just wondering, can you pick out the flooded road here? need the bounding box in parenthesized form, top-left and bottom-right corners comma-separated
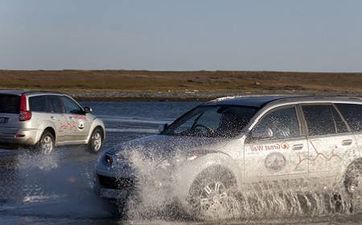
(1, 101, 362, 225)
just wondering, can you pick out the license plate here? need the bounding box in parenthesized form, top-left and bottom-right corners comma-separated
(100, 188, 128, 199)
(0, 117, 8, 124)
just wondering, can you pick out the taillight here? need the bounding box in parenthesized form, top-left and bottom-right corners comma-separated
(19, 94, 32, 121)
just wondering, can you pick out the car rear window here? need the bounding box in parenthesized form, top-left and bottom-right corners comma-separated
(0, 94, 20, 114)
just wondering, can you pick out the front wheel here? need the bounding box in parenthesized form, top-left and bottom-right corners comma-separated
(187, 166, 240, 220)
(36, 130, 55, 154)
(88, 128, 103, 153)
(344, 162, 362, 196)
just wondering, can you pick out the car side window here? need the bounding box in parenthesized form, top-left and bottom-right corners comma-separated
(336, 104, 362, 132)
(195, 109, 221, 130)
(252, 106, 300, 140)
(302, 104, 348, 136)
(331, 106, 349, 133)
(61, 97, 83, 114)
(29, 96, 49, 113)
(48, 95, 64, 114)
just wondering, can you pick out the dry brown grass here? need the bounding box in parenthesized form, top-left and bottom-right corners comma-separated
(0, 70, 361, 99)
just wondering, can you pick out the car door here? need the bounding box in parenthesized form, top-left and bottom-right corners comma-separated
(336, 103, 362, 158)
(46, 95, 67, 143)
(60, 96, 90, 142)
(244, 105, 309, 190)
(301, 104, 358, 187)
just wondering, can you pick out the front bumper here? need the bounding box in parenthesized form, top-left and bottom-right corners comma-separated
(94, 173, 136, 200)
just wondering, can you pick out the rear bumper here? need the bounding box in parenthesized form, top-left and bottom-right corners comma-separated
(0, 128, 40, 146)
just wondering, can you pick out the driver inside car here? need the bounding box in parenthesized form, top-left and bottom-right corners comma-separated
(216, 108, 249, 137)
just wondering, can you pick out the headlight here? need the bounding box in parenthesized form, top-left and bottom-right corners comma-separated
(185, 149, 211, 161)
(104, 153, 114, 167)
(186, 154, 199, 161)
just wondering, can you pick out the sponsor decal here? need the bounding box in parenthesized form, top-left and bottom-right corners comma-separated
(58, 115, 87, 131)
(72, 115, 88, 121)
(265, 152, 287, 172)
(251, 143, 289, 152)
(294, 142, 342, 170)
(78, 120, 85, 130)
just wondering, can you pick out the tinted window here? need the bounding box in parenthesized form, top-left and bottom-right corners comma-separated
(48, 96, 64, 113)
(337, 104, 362, 132)
(302, 105, 339, 136)
(61, 97, 83, 114)
(254, 106, 300, 139)
(29, 96, 49, 112)
(331, 106, 349, 133)
(0, 94, 19, 114)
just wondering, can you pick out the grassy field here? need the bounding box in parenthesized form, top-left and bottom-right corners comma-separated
(0, 70, 361, 100)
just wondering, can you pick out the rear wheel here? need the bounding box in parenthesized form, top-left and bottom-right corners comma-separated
(187, 166, 240, 220)
(344, 162, 362, 197)
(88, 128, 103, 153)
(343, 162, 362, 213)
(36, 130, 55, 154)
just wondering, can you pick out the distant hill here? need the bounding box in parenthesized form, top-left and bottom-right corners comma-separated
(0, 70, 361, 100)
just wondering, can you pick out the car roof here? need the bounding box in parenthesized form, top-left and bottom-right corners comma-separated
(204, 95, 362, 108)
(204, 95, 296, 107)
(0, 89, 64, 96)
(0, 89, 25, 96)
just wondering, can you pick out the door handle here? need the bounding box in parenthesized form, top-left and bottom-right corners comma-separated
(342, 139, 353, 146)
(292, 144, 304, 150)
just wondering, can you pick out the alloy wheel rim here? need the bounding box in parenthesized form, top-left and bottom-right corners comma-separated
(41, 135, 53, 154)
(92, 132, 102, 151)
(199, 181, 229, 213)
(348, 176, 362, 194)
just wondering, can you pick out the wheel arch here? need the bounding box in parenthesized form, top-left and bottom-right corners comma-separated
(173, 152, 242, 206)
(43, 127, 56, 140)
(86, 119, 106, 144)
(34, 122, 57, 144)
(341, 157, 362, 185)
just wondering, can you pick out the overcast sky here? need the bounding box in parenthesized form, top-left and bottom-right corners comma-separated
(0, 0, 362, 72)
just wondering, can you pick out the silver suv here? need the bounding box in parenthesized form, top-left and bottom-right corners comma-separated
(0, 90, 105, 154)
(94, 95, 362, 219)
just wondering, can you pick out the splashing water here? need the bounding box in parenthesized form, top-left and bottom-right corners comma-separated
(17, 151, 59, 171)
(110, 147, 362, 221)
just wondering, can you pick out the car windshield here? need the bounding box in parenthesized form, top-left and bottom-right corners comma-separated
(162, 105, 258, 138)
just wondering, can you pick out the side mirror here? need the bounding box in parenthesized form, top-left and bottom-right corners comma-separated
(158, 123, 168, 133)
(84, 106, 93, 114)
(251, 127, 273, 139)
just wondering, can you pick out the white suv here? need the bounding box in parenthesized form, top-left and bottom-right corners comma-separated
(0, 90, 105, 154)
(94, 95, 362, 218)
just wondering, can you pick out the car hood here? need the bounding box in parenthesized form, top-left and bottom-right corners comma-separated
(107, 134, 231, 161)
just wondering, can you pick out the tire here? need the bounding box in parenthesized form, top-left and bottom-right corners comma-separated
(88, 128, 103, 153)
(343, 162, 362, 213)
(36, 130, 55, 154)
(187, 166, 240, 220)
(344, 162, 362, 196)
